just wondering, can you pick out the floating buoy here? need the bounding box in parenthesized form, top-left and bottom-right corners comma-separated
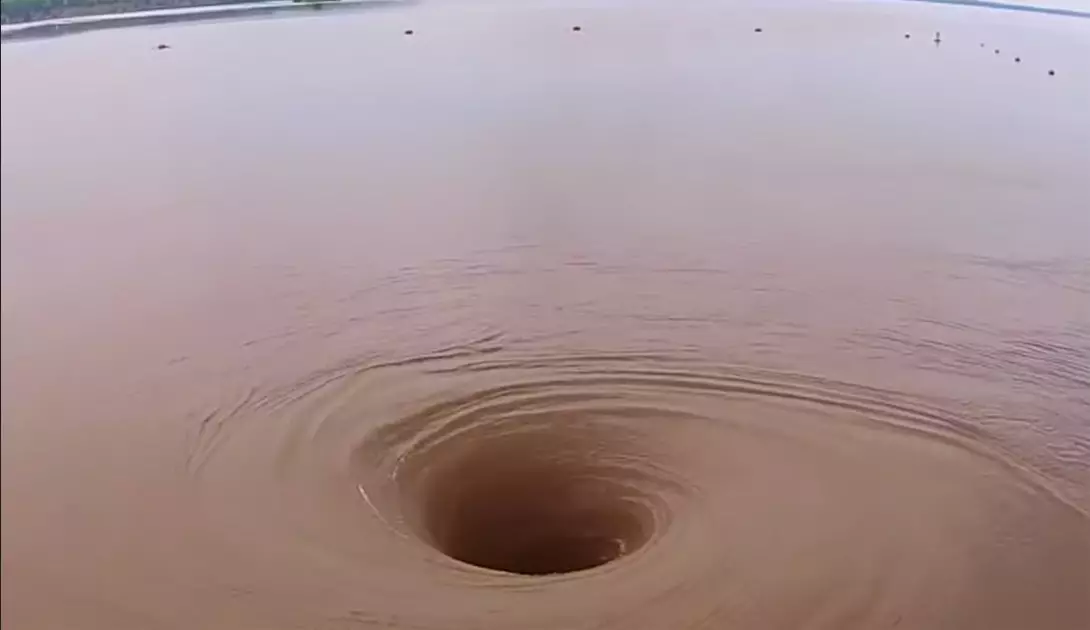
(754, 27, 763, 33)
(904, 33, 911, 39)
(994, 49, 1000, 54)
(156, 44, 170, 50)
(1048, 69, 1055, 76)
(404, 29, 413, 35)
(1014, 57, 1021, 63)
(572, 25, 582, 32)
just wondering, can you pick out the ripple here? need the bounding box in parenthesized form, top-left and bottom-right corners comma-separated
(182, 351, 1090, 627)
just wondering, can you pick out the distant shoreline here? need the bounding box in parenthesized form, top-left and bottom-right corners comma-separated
(893, 0, 1089, 19)
(2, 0, 275, 26)
(2, 0, 1087, 43)
(0, 0, 368, 26)
(0, 0, 399, 40)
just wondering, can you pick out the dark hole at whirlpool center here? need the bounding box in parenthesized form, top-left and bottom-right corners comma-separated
(412, 436, 656, 576)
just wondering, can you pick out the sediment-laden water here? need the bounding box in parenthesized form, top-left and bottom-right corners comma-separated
(3, 1, 1089, 628)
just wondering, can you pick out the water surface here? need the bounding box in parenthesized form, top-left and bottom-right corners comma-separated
(3, 1, 1089, 628)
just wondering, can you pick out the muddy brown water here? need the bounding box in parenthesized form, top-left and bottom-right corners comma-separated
(3, 1, 1090, 629)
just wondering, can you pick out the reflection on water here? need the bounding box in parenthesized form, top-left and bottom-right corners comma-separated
(2, 1, 1089, 628)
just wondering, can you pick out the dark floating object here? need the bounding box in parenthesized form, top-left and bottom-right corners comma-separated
(404, 29, 414, 35)
(1015, 57, 1021, 63)
(980, 43, 985, 47)
(754, 27, 763, 33)
(995, 49, 1000, 54)
(933, 31, 941, 44)
(1048, 69, 1056, 76)
(904, 33, 910, 39)
(572, 25, 582, 32)
(156, 44, 170, 50)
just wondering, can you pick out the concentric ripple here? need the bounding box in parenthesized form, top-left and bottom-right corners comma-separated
(207, 352, 1090, 629)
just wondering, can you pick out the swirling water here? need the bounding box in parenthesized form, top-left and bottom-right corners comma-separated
(2, 1, 1089, 629)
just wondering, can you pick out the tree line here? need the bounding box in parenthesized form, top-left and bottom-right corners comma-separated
(1, 0, 274, 24)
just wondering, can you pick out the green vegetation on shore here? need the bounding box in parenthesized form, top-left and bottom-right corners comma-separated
(0, 0, 286, 24)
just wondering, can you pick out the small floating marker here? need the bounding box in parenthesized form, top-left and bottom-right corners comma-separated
(1048, 69, 1055, 76)
(994, 49, 1000, 54)
(572, 25, 582, 32)
(1014, 57, 1021, 63)
(904, 33, 911, 39)
(404, 29, 414, 35)
(933, 31, 941, 44)
(980, 43, 985, 48)
(754, 27, 763, 33)
(156, 43, 170, 50)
